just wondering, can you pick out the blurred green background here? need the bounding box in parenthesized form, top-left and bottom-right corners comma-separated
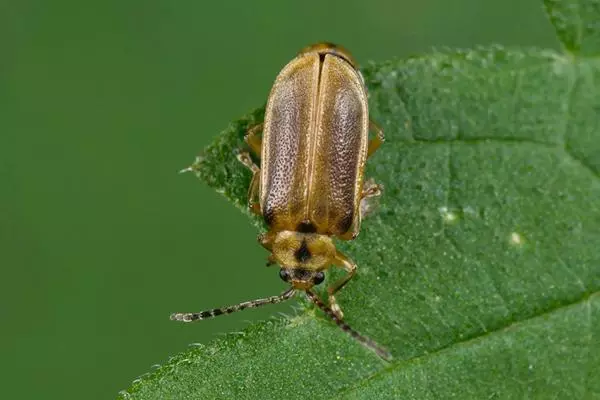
(1, 1, 559, 398)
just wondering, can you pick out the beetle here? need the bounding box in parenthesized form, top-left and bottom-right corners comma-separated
(172, 43, 389, 360)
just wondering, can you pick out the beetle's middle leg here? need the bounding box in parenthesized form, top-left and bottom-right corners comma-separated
(245, 122, 264, 158)
(367, 120, 385, 158)
(236, 151, 261, 215)
(327, 252, 357, 320)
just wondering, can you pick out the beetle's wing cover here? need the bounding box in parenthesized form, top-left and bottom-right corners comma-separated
(261, 54, 320, 231)
(309, 55, 369, 236)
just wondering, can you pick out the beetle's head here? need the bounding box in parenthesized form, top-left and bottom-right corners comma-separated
(278, 268, 325, 290)
(272, 231, 337, 290)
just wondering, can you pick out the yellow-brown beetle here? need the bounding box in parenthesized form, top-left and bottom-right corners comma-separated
(172, 43, 389, 360)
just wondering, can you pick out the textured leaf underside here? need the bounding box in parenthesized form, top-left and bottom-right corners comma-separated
(120, 0, 600, 398)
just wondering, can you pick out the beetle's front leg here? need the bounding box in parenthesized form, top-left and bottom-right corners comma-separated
(265, 255, 277, 267)
(258, 231, 276, 266)
(237, 151, 261, 215)
(327, 252, 357, 320)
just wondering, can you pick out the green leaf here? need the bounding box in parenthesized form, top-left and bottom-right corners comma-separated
(119, 0, 600, 398)
(544, 0, 600, 56)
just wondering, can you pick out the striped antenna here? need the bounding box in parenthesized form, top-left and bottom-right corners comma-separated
(305, 290, 392, 361)
(170, 288, 296, 322)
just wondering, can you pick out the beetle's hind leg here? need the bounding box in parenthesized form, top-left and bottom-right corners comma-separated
(362, 120, 385, 220)
(236, 151, 261, 215)
(327, 252, 357, 320)
(340, 178, 384, 240)
(360, 178, 383, 219)
(367, 120, 385, 158)
(245, 122, 264, 158)
(362, 178, 382, 199)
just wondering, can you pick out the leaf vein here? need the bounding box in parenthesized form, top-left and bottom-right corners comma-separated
(334, 291, 600, 399)
(563, 143, 600, 180)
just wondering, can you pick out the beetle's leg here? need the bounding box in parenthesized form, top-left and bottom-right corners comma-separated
(359, 178, 383, 218)
(367, 120, 385, 158)
(360, 178, 383, 219)
(258, 231, 275, 250)
(327, 252, 357, 320)
(361, 178, 383, 199)
(237, 151, 261, 215)
(245, 123, 264, 158)
(258, 231, 277, 266)
(337, 179, 384, 241)
(265, 254, 277, 267)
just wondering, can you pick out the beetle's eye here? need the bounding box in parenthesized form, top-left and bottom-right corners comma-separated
(313, 272, 325, 285)
(279, 269, 290, 282)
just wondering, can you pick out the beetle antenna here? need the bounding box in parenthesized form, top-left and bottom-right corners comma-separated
(305, 290, 392, 361)
(170, 288, 296, 322)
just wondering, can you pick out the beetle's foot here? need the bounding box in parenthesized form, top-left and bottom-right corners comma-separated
(361, 178, 383, 199)
(360, 178, 383, 218)
(266, 255, 276, 267)
(248, 202, 261, 215)
(328, 296, 344, 320)
(236, 151, 257, 171)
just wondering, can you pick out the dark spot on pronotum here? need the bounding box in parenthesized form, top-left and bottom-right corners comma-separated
(294, 240, 311, 263)
(297, 220, 317, 233)
(212, 309, 223, 317)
